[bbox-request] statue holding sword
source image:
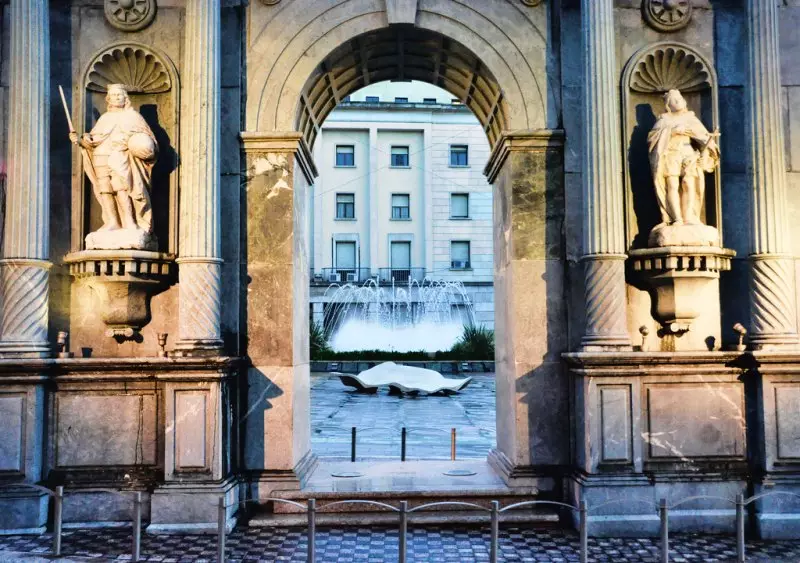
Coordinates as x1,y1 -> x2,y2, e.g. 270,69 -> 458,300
61,83 -> 159,250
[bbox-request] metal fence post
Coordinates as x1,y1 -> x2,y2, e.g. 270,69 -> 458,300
579,500 -> 588,563
450,428 -> 456,461
217,497 -> 226,563
659,498 -> 669,563
401,427 -> 407,462
490,500 -> 499,563
351,427 -> 357,462
307,498 -> 316,563
132,491 -> 142,562
399,500 -> 408,563
736,493 -> 745,563
53,486 -> 63,557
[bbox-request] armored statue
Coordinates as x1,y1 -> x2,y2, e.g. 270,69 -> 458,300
647,89 -> 720,246
69,84 -> 158,250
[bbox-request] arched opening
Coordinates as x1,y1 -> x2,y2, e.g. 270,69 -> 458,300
296,27 -> 509,151
242,3 -> 565,503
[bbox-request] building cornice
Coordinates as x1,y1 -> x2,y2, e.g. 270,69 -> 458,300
240,131 -> 318,183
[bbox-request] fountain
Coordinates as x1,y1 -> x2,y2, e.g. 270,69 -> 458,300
323,278 -> 475,352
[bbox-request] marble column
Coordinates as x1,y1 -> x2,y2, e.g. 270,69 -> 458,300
0,0 -> 51,358
175,0 -> 223,354
579,0 -> 630,350
745,0 -> 799,348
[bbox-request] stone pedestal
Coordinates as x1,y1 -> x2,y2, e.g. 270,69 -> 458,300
240,132 -> 318,497
484,131 -> 569,492
0,376 -> 47,534
565,352 -> 748,536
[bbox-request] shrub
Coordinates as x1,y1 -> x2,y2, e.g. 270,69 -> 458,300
310,321 -> 332,359
450,324 -> 495,360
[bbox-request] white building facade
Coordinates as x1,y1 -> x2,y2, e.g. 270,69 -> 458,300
309,82 -> 494,332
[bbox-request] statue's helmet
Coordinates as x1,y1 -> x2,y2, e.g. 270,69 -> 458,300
128,132 -> 157,161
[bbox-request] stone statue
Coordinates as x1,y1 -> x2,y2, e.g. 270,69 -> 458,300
70,84 -> 158,250
647,89 -> 720,246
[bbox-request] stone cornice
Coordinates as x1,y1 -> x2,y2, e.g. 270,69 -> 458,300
483,129 -> 565,183
240,131 -> 318,183
0,356 -> 243,379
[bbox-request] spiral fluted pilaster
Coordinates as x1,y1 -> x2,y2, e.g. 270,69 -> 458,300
581,256 -> 630,348
175,0 -> 223,353
745,0 -> 798,347
0,1 -> 51,357
579,0 -> 630,349
749,256 -> 798,346
176,260 -> 222,345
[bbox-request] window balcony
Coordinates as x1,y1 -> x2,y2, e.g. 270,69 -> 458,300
316,267 -> 372,285
377,267 -> 426,284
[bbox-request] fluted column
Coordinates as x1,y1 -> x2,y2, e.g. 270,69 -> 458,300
579,0 -> 630,350
175,0 -> 223,354
0,0 -> 51,358
745,0 -> 799,348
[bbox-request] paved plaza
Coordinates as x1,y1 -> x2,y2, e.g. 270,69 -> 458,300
3,526 -> 800,562
310,372 -> 497,460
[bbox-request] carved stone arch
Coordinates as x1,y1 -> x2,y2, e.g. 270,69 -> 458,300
71,43 -> 180,254
621,42 -> 720,250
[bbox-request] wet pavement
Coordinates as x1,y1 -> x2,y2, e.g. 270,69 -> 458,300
3,526 -> 800,562
310,372 -> 496,460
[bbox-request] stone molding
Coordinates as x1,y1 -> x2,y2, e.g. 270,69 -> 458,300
483,129 -> 564,184
240,131 -> 318,184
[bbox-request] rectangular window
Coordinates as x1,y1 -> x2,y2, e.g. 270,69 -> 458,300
336,193 -> 355,219
394,97 -> 408,103
335,241 -> 356,270
365,95 -> 379,102
451,241 -> 471,270
423,97 -> 437,104
451,98 -> 461,104
450,145 -> 468,167
450,193 -> 469,219
335,145 -> 355,167
391,194 -> 410,219
390,242 -> 411,269
391,146 -> 410,167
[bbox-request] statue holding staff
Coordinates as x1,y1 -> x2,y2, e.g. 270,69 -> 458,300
647,89 -> 720,246
64,83 -> 158,250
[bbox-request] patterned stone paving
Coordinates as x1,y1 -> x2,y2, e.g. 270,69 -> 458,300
311,372 -> 496,460
2,526 -> 800,562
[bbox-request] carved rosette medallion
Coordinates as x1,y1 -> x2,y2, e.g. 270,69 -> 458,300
104,0 -> 157,32
642,0 -> 692,33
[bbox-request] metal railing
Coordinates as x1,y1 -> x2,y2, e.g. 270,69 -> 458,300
316,267 -> 372,284
3,483 -> 800,563
341,425 -> 464,462
377,267 -> 426,284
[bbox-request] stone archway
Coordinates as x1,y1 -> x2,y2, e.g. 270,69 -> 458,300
240,0 -> 568,498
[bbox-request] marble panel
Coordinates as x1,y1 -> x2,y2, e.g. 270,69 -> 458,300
220,88 -> 242,175
780,6 -> 800,86
175,391 -> 208,471
561,87 -> 582,174
715,8 -> 746,87
787,88 -> 800,171
56,393 -> 157,467
645,384 -> 745,459
0,394 -> 24,472
719,87 -> 747,174
720,173 -> 750,255
559,6 -> 581,88
220,7 -> 242,88
775,384 -> 800,459
600,386 -> 632,463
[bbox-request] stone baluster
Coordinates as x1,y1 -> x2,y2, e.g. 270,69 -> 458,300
579,0 -> 631,350
175,0 -> 224,355
745,0 -> 799,348
0,0 -> 51,358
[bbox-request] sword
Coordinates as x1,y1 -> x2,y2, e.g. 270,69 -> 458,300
58,85 -> 75,133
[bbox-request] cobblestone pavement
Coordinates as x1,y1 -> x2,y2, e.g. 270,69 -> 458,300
311,372 -> 496,460
2,526 -> 800,562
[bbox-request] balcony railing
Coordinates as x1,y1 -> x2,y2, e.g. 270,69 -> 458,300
316,267 -> 372,285
377,267 -> 426,284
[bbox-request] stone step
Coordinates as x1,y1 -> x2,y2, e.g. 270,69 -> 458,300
248,507 -> 561,528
